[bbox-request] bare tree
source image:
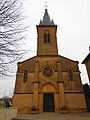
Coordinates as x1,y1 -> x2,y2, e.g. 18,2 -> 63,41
0,0 -> 27,76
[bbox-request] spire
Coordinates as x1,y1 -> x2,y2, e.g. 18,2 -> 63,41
39,9 -> 55,25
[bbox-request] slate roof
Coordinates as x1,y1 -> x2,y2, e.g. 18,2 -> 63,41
39,9 -> 54,25
82,53 -> 90,64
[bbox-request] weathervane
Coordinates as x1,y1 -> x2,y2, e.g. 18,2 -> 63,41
45,1 -> 48,9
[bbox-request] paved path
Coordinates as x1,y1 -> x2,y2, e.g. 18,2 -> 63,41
13,112 -> 90,120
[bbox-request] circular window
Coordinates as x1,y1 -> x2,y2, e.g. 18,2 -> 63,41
43,67 -> 53,77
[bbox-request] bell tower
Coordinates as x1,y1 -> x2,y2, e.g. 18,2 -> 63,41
37,9 -> 58,56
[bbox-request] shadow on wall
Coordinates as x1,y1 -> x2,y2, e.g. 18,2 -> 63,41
83,83 -> 90,112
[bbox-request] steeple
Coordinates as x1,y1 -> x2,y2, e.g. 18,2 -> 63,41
37,9 -> 58,56
39,9 -> 54,25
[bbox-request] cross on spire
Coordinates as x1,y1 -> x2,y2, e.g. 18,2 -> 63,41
45,2 -> 48,9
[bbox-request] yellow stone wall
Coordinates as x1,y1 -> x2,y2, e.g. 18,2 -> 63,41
12,94 -> 33,114
37,26 -> 58,55
65,93 -> 87,112
12,56 -> 87,114
14,56 -> 83,93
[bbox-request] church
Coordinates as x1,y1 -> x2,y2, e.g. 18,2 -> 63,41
12,9 -> 87,114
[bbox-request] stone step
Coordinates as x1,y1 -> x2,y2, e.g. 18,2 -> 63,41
12,118 -> 33,120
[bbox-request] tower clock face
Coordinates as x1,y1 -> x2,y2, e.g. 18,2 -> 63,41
43,67 -> 53,77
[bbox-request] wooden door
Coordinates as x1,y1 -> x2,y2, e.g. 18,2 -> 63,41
43,94 -> 54,112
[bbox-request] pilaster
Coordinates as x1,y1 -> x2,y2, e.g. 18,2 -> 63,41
33,61 -> 39,109
57,62 -> 62,81
35,60 -> 39,82
58,81 -> 65,109
33,82 -> 39,109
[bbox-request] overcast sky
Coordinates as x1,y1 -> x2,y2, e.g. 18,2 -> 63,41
0,0 -> 90,98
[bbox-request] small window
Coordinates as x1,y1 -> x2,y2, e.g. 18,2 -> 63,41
23,69 -> 28,83
48,33 -> 50,43
44,34 -> 47,43
44,30 -> 50,43
68,68 -> 73,81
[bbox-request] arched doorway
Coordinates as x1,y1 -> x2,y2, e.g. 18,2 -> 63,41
43,93 -> 54,112
41,83 -> 56,112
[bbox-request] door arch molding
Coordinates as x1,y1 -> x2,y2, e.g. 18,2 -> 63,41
41,82 -> 56,93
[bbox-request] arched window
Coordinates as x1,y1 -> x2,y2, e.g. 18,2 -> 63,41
23,69 -> 28,83
44,30 -> 50,43
68,68 -> 73,81
48,33 -> 50,43
44,34 -> 47,43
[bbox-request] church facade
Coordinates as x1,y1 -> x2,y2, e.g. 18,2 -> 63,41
12,9 -> 87,114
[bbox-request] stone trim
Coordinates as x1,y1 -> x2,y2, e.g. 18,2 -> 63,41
33,81 -> 40,83
14,92 -> 33,94
57,80 -> 64,83
64,91 -> 84,94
